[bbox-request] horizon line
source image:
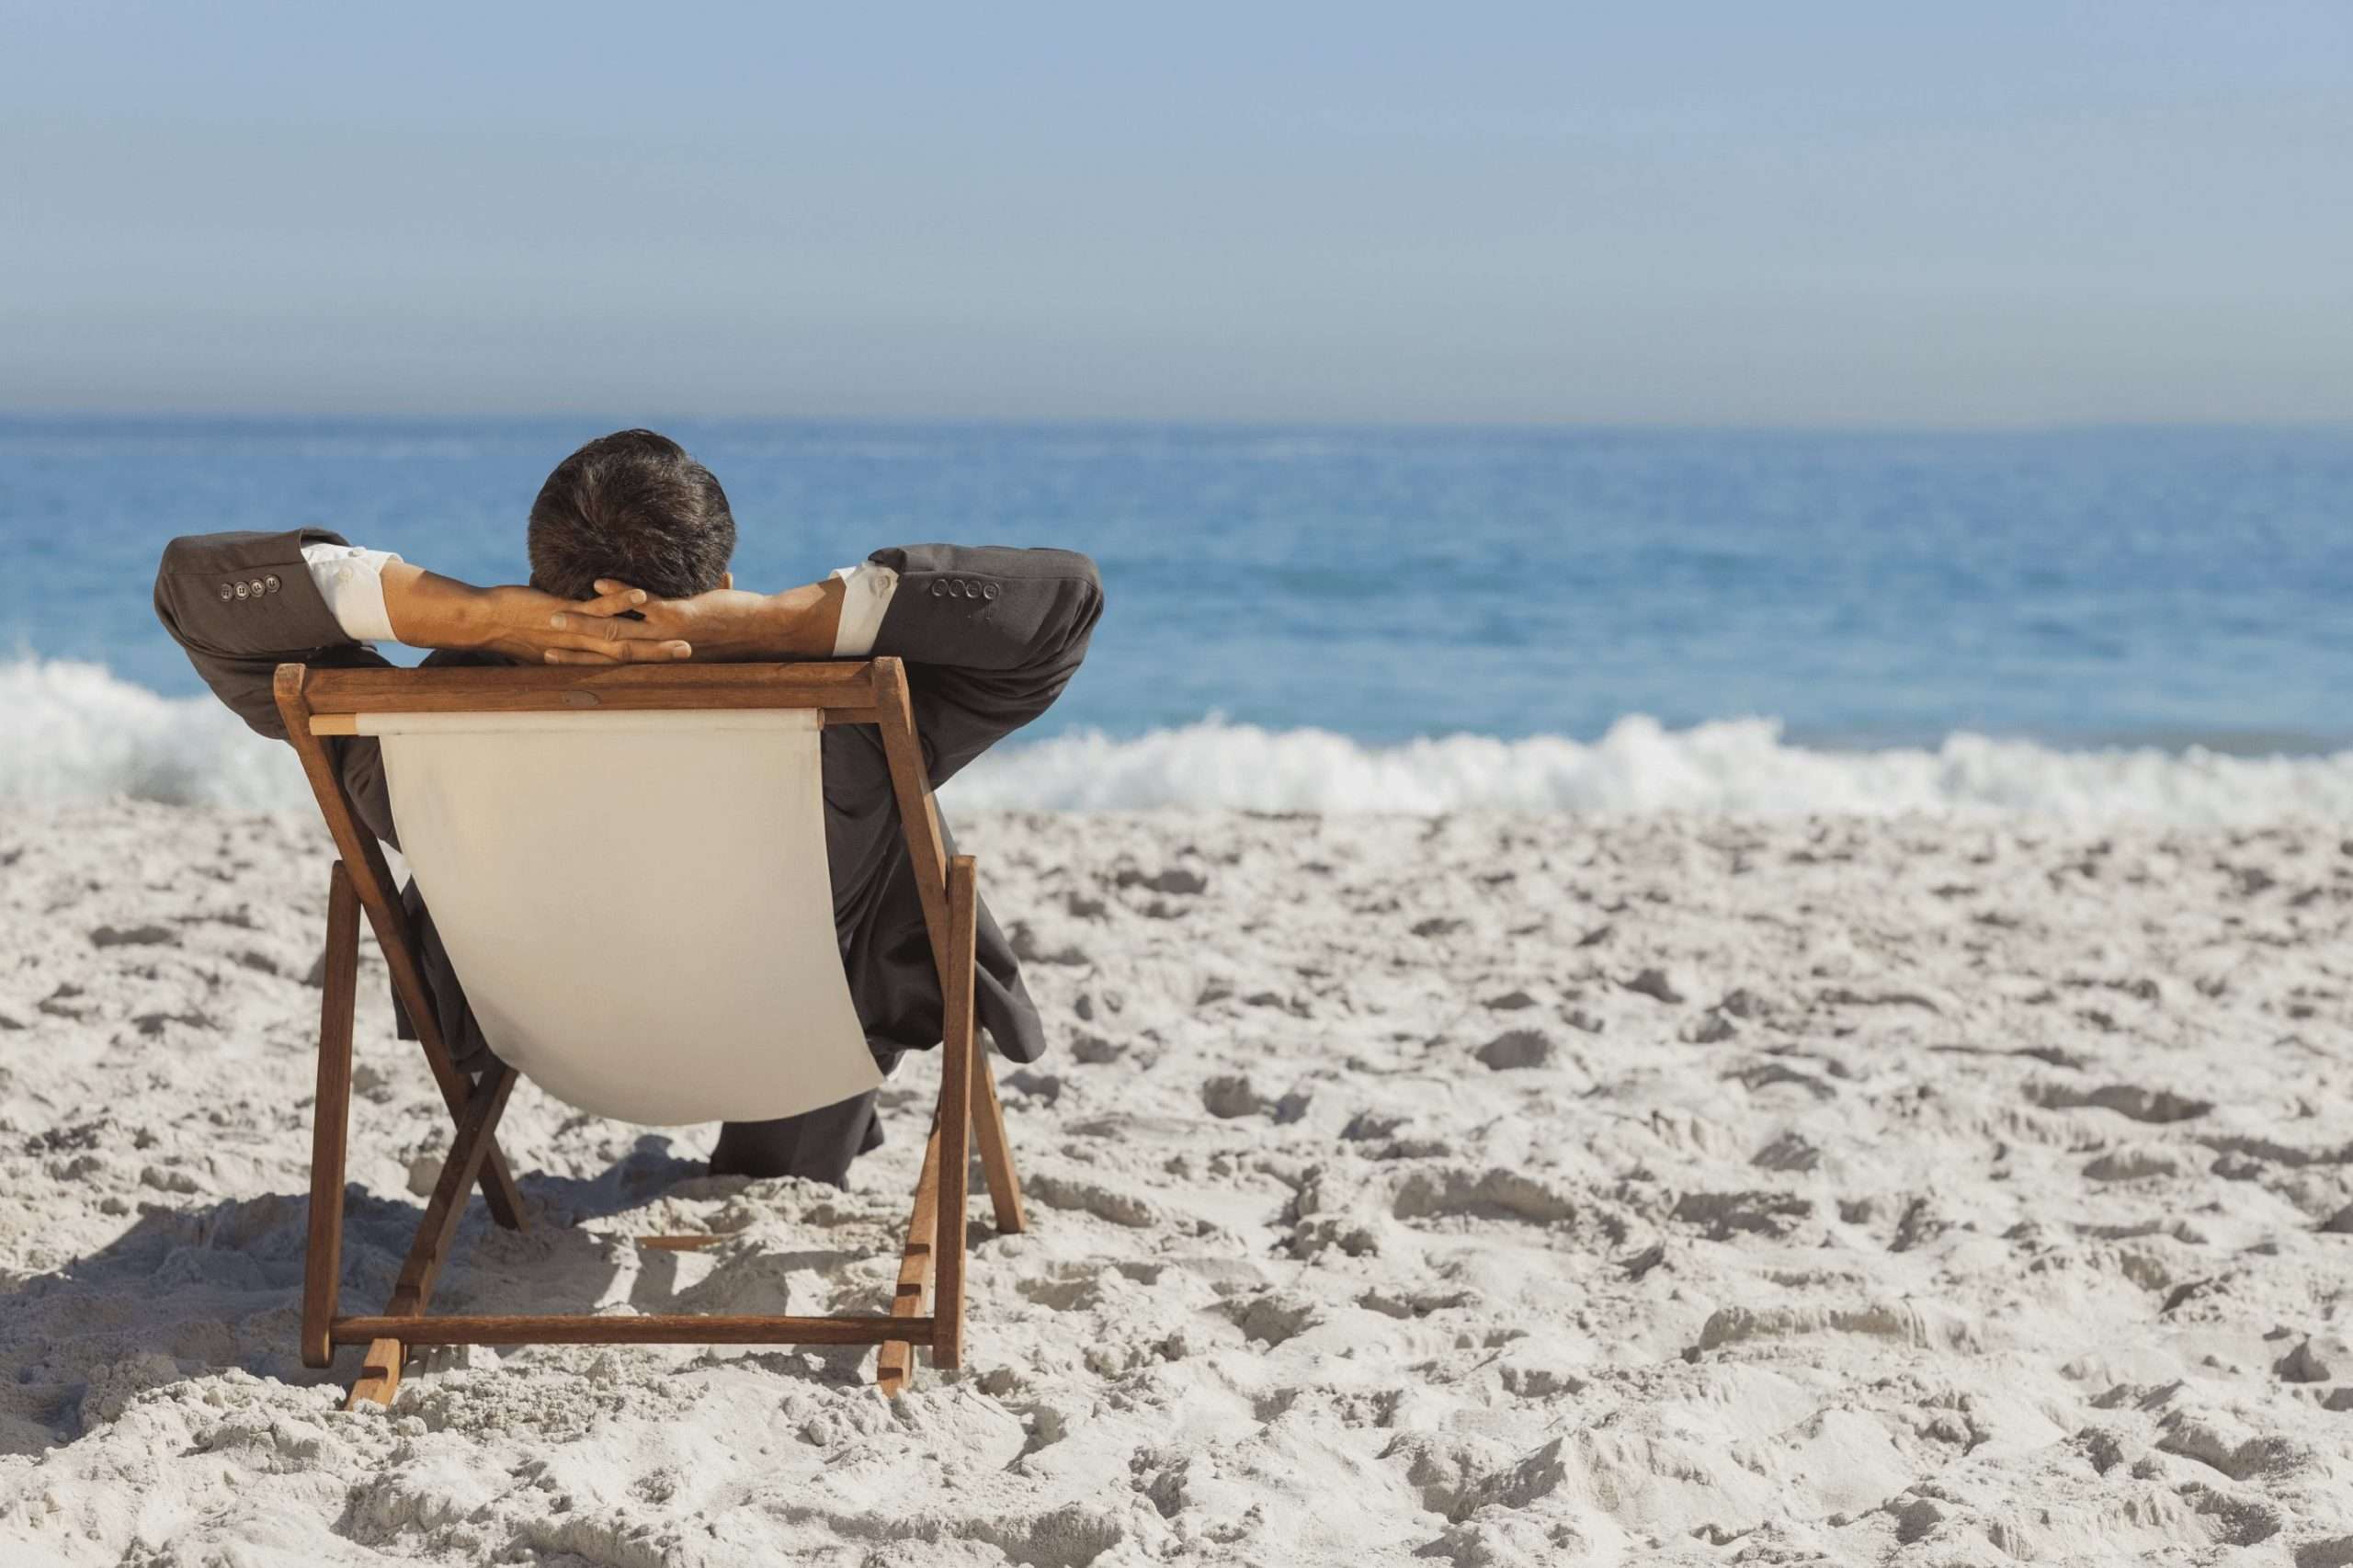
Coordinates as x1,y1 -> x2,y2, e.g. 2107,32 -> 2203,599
4,409 -> 2351,440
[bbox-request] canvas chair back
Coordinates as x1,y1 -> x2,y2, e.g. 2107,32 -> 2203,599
352,706 -> 879,1126
278,659 -> 1009,1403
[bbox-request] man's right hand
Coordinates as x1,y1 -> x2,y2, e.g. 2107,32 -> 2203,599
381,562 -> 695,665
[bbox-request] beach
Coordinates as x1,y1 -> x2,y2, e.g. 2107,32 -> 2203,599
5,801 -> 2351,1564
9,2 -> 2350,1559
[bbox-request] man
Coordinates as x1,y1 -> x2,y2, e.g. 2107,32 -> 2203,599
154,428 -> 1104,1187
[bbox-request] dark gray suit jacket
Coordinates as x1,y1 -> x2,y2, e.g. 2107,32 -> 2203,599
153,530 -> 1103,1078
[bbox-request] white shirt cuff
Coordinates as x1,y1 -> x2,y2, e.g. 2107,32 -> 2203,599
829,562 -> 899,657
301,543 -> 404,643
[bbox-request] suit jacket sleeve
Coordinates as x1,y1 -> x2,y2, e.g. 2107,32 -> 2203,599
153,528 -> 400,845
863,544 -> 1104,785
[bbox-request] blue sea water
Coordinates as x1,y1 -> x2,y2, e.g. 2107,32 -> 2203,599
4,417 -> 2350,816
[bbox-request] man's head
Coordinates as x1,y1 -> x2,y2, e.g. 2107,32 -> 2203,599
528,429 -> 736,601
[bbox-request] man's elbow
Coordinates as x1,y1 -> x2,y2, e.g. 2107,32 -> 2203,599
988,551 -> 1102,682
153,536 -> 206,637
998,547 -> 1103,650
1026,547 -> 1100,597
1050,551 -> 1105,654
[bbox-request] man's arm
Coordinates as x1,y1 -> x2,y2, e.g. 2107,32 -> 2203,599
156,530 -> 693,734
375,561 -> 690,665
156,529 -> 690,841
153,528 -> 371,742
608,545 -> 1104,784
862,545 -> 1104,783
154,528 -> 406,841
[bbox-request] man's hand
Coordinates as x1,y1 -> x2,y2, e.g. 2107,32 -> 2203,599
381,562 -> 694,665
589,575 -> 845,662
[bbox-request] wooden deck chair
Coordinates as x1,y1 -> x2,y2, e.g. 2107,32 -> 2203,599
272,657 -> 1027,1409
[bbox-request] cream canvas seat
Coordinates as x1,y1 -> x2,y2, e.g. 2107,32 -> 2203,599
365,707 -> 879,1127
276,658 -> 1026,1408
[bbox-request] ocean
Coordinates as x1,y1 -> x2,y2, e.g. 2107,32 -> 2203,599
4,417 -> 2349,819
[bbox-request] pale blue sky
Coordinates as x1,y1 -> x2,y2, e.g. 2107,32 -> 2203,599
3,2 -> 2348,425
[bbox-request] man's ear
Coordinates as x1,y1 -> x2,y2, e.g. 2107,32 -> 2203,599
722,571 -> 733,590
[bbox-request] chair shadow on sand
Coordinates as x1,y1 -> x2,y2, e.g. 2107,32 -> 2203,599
0,1132 -> 901,1459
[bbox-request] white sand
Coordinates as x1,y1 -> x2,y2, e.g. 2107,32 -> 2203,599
3,801 -> 2351,1565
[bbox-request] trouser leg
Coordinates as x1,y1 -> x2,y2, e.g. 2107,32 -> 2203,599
710,1090 -> 883,1187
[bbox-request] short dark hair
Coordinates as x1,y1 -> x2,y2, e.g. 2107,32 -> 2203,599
528,429 -> 736,601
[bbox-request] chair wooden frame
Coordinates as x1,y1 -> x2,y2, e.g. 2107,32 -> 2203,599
273,656 -> 1027,1408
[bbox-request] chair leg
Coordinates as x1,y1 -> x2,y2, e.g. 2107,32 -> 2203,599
343,1336 -> 406,1410
877,1112 -> 943,1396
302,861 -> 360,1369
344,1065 -> 517,1410
972,1051 -> 1027,1235
934,857 -> 977,1371
276,673 -> 529,1235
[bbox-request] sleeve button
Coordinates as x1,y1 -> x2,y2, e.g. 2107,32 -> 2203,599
234,581 -> 251,599
930,579 -> 948,597
218,582 -> 234,601
982,582 -> 1000,600
264,574 -> 281,594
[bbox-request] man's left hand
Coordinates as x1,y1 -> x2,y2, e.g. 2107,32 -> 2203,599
383,563 -> 696,665
589,576 -> 845,661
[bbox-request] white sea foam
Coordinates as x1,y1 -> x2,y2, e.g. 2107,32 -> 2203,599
1,659 -> 314,811
948,715 -> 2353,821
5,659 -> 2349,822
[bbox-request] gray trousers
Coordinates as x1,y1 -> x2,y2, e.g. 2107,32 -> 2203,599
709,1093 -> 886,1187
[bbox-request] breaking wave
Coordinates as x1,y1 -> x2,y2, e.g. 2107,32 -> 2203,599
6,659 -> 2349,823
